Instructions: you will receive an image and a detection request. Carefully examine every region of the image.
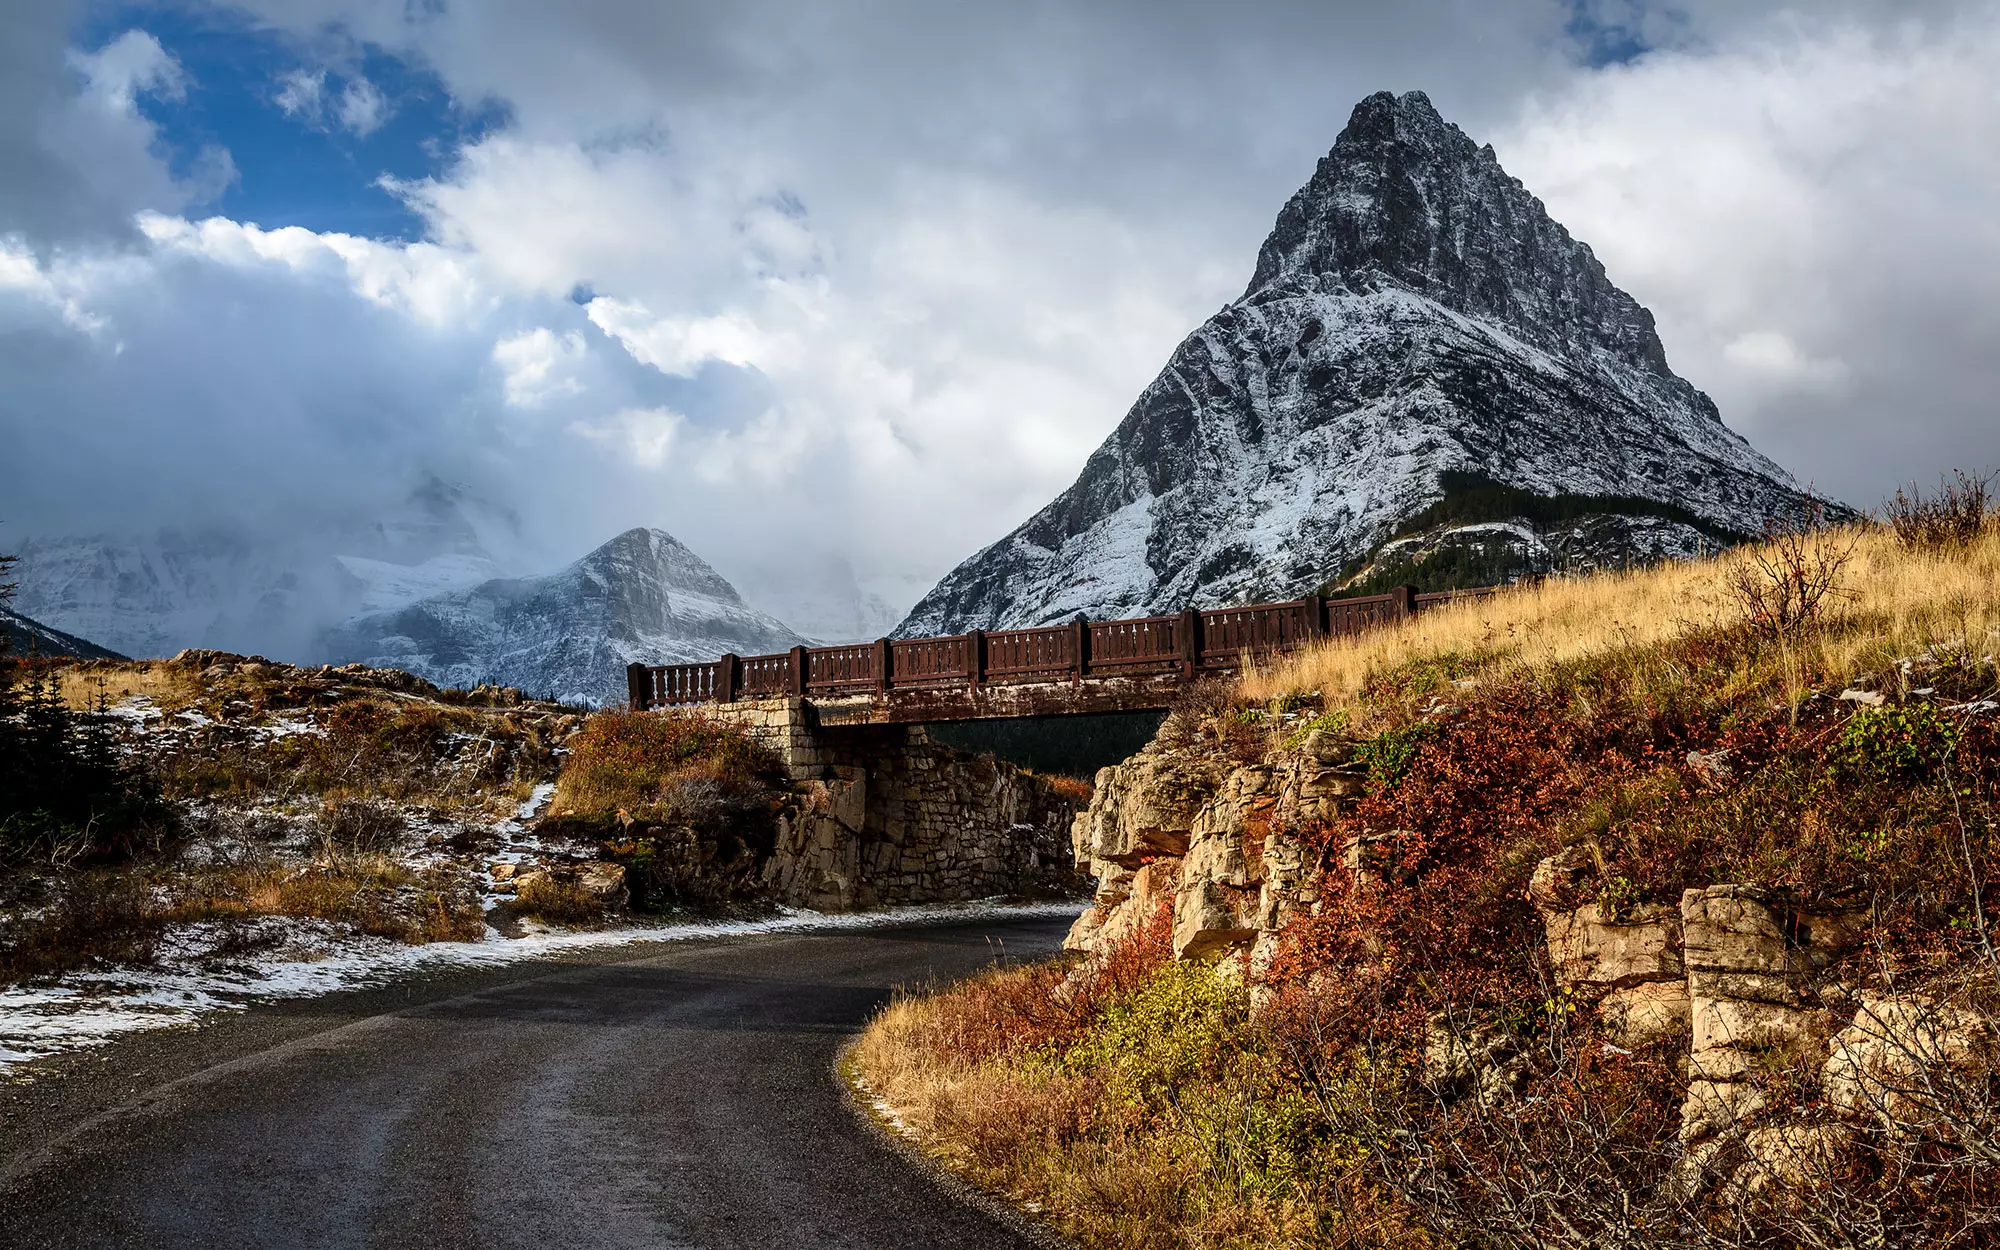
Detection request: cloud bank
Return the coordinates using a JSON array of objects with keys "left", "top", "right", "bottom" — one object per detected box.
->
[{"left": 2, "top": 0, "right": 1997, "bottom": 645}]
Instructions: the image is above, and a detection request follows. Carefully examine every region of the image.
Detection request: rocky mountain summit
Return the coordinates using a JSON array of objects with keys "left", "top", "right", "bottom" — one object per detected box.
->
[
  {"left": 325, "top": 527, "right": 805, "bottom": 705},
  {"left": 898, "top": 90, "right": 1823, "bottom": 635}
]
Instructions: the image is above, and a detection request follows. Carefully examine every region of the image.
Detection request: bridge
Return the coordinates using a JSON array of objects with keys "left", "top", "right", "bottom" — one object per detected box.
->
[{"left": 626, "top": 584, "right": 1501, "bottom": 725}]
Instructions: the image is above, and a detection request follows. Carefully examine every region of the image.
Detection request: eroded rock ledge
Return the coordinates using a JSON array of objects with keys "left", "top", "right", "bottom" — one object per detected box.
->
[{"left": 1064, "top": 719, "right": 1996, "bottom": 1195}]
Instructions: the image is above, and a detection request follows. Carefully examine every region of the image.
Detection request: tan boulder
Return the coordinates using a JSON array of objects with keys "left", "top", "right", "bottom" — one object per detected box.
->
[
  {"left": 1173, "top": 877, "right": 1258, "bottom": 959},
  {"left": 1598, "top": 980, "right": 1691, "bottom": 1047},
  {"left": 1824, "top": 992, "right": 1993, "bottom": 1130},
  {"left": 1544, "top": 902, "right": 1683, "bottom": 989},
  {"left": 579, "top": 861, "right": 628, "bottom": 906}
]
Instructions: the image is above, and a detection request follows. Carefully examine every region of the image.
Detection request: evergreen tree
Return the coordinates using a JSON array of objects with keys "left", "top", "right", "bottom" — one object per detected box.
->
[{"left": 0, "top": 552, "right": 160, "bottom": 857}]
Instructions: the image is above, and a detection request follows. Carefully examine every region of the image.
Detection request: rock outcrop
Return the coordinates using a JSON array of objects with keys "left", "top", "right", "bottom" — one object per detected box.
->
[
  {"left": 1063, "top": 726, "right": 1358, "bottom": 967},
  {"left": 1066, "top": 715, "right": 1991, "bottom": 1198}
]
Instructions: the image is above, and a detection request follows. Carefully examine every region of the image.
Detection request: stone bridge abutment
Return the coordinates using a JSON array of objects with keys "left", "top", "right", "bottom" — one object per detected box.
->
[{"left": 692, "top": 696, "right": 1082, "bottom": 912}]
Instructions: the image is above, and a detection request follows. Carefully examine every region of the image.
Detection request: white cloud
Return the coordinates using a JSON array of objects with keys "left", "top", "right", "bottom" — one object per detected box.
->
[
  {"left": 493, "top": 326, "right": 588, "bottom": 406},
  {"left": 274, "top": 67, "right": 325, "bottom": 119},
  {"left": 68, "top": 30, "right": 185, "bottom": 115},
  {"left": 570, "top": 406, "right": 684, "bottom": 467},
  {"left": 1497, "top": 11, "right": 2000, "bottom": 502},
  {"left": 275, "top": 67, "right": 392, "bottom": 137},
  {"left": 585, "top": 297, "right": 770, "bottom": 377},
  {"left": 337, "top": 76, "right": 389, "bottom": 136},
  {"left": 6, "top": 0, "right": 2000, "bottom": 653}
]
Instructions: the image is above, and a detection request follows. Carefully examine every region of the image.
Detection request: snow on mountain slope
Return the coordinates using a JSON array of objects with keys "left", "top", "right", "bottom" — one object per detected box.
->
[
  {"left": 11, "top": 478, "right": 518, "bottom": 661},
  {"left": 896, "top": 90, "right": 1827, "bottom": 636},
  {"left": 324, "top": 528, "right": 807, "bottom": 705}
]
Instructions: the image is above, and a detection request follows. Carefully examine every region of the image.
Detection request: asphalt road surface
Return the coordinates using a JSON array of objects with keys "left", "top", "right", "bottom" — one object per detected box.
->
[{"left": 0, "top": 913, "right": 1078, "bottom": 1249}]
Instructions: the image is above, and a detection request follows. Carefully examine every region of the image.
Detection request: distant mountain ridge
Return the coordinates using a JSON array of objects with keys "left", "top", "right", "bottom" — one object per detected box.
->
[
  {"left": 1, "top": 606, "right": 125, "bottom": 660},
  {"left": 12, "top": 477, "right": 515, "bottom": 660},
  {"left": 323, "top": 527, "right": 806, "bottom": 705},
  {"left": 896, "top": 90, "right": 1827, "bottom": 636}
]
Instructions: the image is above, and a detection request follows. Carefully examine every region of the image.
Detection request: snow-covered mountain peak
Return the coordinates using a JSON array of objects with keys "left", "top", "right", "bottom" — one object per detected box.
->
[
  {"left": 1247, "top": 89, "right": 1689, "bottom": 399},
  {"left": 325, "top": 527, "right": 805, "bottom": 705},
  {"left": 895, "top": 90, "right": 1827, "bottom": 638}
]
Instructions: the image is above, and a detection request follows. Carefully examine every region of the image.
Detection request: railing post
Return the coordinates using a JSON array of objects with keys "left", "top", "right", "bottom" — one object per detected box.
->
[
  {"left": 1072, "top": 615, "right": 1089, "bottom": 687},
  {"left": 1303, "top": 594, "right": 1325, "bottom": 642},
  {"left": 1178, "top": 608, "right": 1200, "bottom": 679},
  {"left": 716, "top": 653, "right": 738, "bottom": 703},
  {"left": 626, "top": 662, "right": 650, "bottom": 711},
  {"left": 966, "top": 629, "right": 985, "bottom": 692},
  {"left": 789, "top": 644, "right": 809, "bottom": 698},
  {"left": 873, "top": 637, "right": 891, "bottom": 698},
  {"left": 1395, "top": 585, "right": 1418, "bottom": 618}
]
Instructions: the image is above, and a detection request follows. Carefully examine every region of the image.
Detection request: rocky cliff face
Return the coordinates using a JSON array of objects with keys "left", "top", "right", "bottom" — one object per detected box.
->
[
  {"left": 1067, "top": 721, "right": 1985, "bottom": 1199},
  {"left": 898, "top": 91, "right": 1821, "bottom": 635},
  {"left": 324, "top": 528, "right": 805, "bottom": 705}
]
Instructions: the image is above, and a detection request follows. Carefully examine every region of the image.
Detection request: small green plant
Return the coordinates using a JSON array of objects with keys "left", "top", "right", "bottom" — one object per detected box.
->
[
  {"left": 1284, "top": 708, "right": 1350, "bottom": 750},
  {"left": 1595, "top": 873, "right": 1638, "bottom": 921},
  {"left": 1831, "top": 703, "right": 1961, "bottom": 783},
  {"left": 1351, "top": 720, "right": 1437, "bottom": 790},
  {"left": 1062, "top": 959, "right": 1249, "bottom": 1111}
]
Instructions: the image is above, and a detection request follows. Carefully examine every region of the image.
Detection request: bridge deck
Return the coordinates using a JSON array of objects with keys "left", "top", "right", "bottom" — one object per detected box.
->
[{"left": 627, "top": 585, "right": 1503, "bottom": 721}]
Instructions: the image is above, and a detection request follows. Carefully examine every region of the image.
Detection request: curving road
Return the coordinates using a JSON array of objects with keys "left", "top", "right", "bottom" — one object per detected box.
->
[{"left": 0, "top": 913, "right": 1077, "bottom": 1250}]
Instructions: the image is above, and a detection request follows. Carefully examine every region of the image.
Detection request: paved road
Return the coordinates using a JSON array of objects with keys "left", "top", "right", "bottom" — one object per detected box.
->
[{"left": 0, "top": 914, "right": 1076, "bottom": 1249}]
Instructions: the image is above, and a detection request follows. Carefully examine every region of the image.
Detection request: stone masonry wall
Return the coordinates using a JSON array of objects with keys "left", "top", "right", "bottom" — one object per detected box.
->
[{"left": 695, "top": 698, "right": 1082, "bottom": 912}]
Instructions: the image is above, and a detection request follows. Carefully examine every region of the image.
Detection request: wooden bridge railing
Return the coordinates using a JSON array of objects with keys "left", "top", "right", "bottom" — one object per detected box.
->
[{"left": 627, "top": 582, "right": 1506, "bottom": 711}]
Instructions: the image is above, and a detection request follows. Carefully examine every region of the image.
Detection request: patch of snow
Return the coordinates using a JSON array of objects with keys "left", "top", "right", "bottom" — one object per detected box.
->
[
  {"left": 0, "top": 900, "right": 1085, "bottom": 1075},
  {"left": 517, "top": 781, "right": 557, "bottom": 821},
  {"left": 100, "top": 697, "right": 161, "bottom": 725}
]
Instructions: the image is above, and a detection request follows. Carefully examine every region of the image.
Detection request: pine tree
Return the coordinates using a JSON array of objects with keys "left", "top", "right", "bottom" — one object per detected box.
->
[{"left": 0, "top": 552, "right": 159, "bottom": 856}]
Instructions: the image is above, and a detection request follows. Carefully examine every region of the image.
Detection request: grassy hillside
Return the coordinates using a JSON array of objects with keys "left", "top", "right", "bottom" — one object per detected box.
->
[{"left": 855, "top": 491, "right": 2000, "bottom": 1248}]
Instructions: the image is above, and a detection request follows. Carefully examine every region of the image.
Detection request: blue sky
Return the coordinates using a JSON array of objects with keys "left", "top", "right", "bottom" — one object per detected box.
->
[
  {"left": 75, "top": 3, "right": 506, "bottom": 238},
  {"left": 80, "top": 1, "right": 1663, "bottom": 242}
]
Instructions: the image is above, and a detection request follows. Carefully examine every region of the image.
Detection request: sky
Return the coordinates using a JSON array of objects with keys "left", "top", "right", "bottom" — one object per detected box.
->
[{"left": 2, "top": 0, "right": 1998, "bottom": 628}]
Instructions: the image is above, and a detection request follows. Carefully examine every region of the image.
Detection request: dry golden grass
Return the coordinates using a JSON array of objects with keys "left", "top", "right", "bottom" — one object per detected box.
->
[
  {"left": 1241, "top": 523, "right": 2000, "bottom": 710},
  {"left": 53, "top": 661, "right": 199, "bottom": 712},
  {"left": 169, "top": 853, "right": 486, "bottom": 944}
]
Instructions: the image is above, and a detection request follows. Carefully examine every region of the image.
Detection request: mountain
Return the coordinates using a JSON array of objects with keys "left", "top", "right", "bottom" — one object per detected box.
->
[
  {"left": 11, "top": 477, "right": 514, "bottom": 660},
  {"left": 324, "top": 528, "right": 806, "bottom": 705},
  {"left": 896, "top": 90, "right": 1826, "bottom": 636},
  {"left": 732, "top": 552, "right": 927, "bottom": 644},
  {"left": 1, "top": 607, "right": 125, "bottom": 660}
]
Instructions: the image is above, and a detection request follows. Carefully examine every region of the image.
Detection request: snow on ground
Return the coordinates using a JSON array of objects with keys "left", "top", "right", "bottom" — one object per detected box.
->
[{"left": 0, "top": 898, "right": 1086, "bottom": 1074}]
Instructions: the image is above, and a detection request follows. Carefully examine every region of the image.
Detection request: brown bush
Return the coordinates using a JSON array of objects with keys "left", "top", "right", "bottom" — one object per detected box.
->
[
  {"left": 315, "top": 797, "right": 407, "bottom": 855},
  {"left": 171, "top": 853, "right": 485, "bottom": 944},
  {"left": 1038, "top": 773, "right": 1095, "bottom": 804},
  {"left": 512, "top": 873, "right": 606, "bottom": 926},
  {"left": 0, "top": 871, "right": 163, "bottom": 980},
  {"left": 553, "top": 709, "right": 782, "bottom": 821},
  {"left": 1725, "top": 504, "right": 1854, "bottom": 643},
  {"left": 1885, "top": 469, "right": 1995, "bottom": 550}
]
